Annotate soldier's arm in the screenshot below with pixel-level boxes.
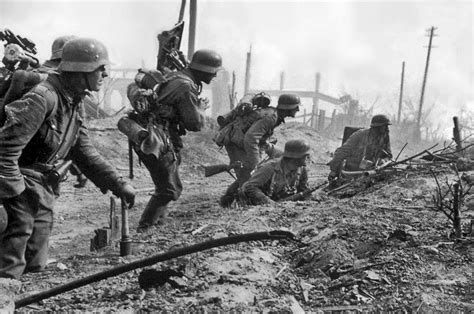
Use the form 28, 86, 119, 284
0, 91, 53, 199
384, 135, 393, 159
297, 167, 310, 193
172, 82, 205, 131
241, 165, 274, 205
69, 125, 123, 194
328, 130, 364, 172
243, 117, 273, 169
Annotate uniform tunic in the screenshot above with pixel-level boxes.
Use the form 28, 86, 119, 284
328, 128, 392, 173
131, 68, 205, 226
222, 108, 284, 203
240, 158, 309, 205
0, 74, 123, 279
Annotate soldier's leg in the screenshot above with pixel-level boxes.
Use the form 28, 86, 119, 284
24, 204, 53, 273
0, 192, 36, 279
137, 150, 182, 228
220, 144, 250, 207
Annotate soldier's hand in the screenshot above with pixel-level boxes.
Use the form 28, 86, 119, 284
198, 97, 210, 111
328, 171, 338, 182
115, 181, 136, 209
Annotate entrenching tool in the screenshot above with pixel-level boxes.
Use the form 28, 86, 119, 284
120, 197, 132, 256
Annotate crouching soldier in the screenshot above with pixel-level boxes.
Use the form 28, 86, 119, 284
0, 37, 135, 279
327, 114, 392, 181
219, 94, 301, 207
239, 139, 311, 205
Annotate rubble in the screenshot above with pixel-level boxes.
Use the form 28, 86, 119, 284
9, 117, 473, 312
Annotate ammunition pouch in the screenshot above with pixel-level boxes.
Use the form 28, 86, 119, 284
20, 160, 73, 187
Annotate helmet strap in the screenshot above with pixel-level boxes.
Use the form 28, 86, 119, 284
83, 72, 92, 91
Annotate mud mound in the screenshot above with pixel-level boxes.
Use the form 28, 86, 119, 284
86, 117, 338, 171
274, 122, 340, 163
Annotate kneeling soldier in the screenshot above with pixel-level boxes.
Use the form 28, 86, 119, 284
240, 139, 311, 205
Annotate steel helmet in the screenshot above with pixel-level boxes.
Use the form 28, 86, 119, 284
50, 35, 77, 60
283, 139, 311, 159
58, 38, 110, 72
277, 94, 301, 110
189, 49, 222, 74
370, 114, 392, 127
252, 92, 271, 108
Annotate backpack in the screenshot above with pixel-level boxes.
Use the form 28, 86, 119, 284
213, 105, 276, 148
0, 69, 48, 125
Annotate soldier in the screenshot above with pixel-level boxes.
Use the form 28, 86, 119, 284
219, 94, 301, 208
327, 114, 392, 181
128, 49, 222, 232
42, 35, 77, 70
0, 37, 135, 279
240, 139, 311, 205
42, 35, 88, 188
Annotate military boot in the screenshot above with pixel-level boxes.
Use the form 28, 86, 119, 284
137, 196, 170, 233
219, 194, 234, 208
219, 181, 240, 208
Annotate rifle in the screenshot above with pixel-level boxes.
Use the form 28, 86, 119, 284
204, 161, 243, 178
278, 181, 328, 202
0, 28, 39, 70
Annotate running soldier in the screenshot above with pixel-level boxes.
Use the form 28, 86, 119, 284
127, 49, 222, 232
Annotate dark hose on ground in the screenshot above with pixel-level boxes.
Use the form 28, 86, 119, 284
15, 230, 295, 309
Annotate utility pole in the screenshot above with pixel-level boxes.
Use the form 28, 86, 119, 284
188, 0, 197, 59
244, 45, 252, 95
397, 61, 405, 124
416, 26, 437, 141
279, 71, 285, 90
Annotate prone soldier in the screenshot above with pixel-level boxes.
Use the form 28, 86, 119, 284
239, 139, 311, 205
0, 37, 135, 279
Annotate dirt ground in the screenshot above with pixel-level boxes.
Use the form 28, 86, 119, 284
13, 116, 474, 312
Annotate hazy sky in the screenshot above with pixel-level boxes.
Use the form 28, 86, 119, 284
1, 0, 472, 135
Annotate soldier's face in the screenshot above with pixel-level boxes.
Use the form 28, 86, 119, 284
86, 65, 108, 91
373, 125, 389, 135
201, 72, 217, 84
297, 155, 310, 167
287, 107, 299, 118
